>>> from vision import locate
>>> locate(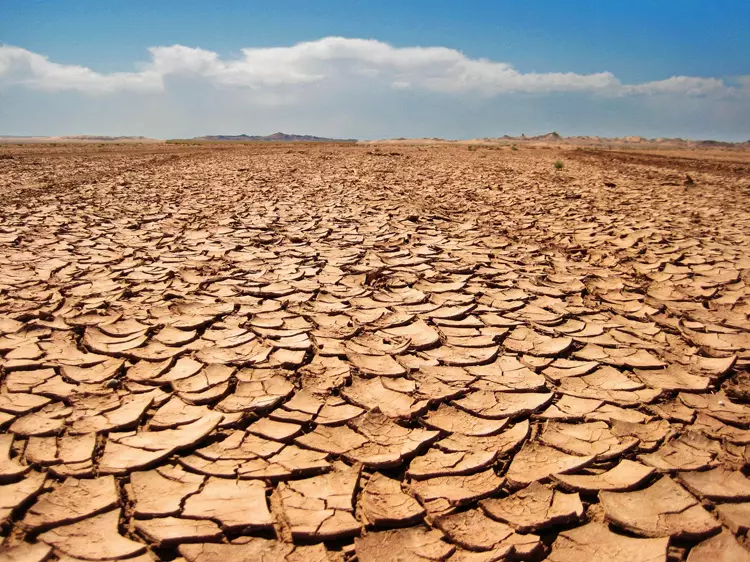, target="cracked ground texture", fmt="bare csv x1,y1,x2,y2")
0,142,749,562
